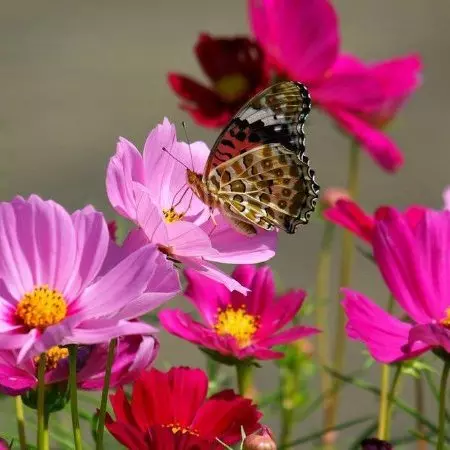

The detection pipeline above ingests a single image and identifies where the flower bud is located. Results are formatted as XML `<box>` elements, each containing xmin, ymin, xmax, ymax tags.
<box><xmin>0</xmin><ymin>438</ymin><xmax>11</xmax><ymax>449</ymax></box>
<box><xmin>322</xmin><ymin>187</ymin><xmax>351</xmax><ymax>209</ymax></box>
<box><xmin>361</xmin><ymin>438</ymin><xmax>393</xmax><ymax>449</ymax></box>
<box><xmin>243</xmin><ymin>426</ymin><xmax>276</xmax><ymax>450</ymax></box>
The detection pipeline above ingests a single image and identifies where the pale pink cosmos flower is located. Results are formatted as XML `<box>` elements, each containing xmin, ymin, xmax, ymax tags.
<box><xmin>106</xmin><ymin>118</ymin><xmax>277</xmax><ymax>293</ymax></box>
<box><xmin>343</xmin><ymin>208</ymin><xmax>450</xmax><ymax>363</ymax></box>
<box><xmin>159</xmin><ymin>265</ymin><xmax>319</xmax><ymax>361</ymax></box>
<box><xmin>0</xmin><ymin>195</ymin><xmax>179</xmax><ymax>362</ymax></box>
<box><xmin>248</xmin><ymin>0</ymin><xmax>422</xmax><ymax>172</ymax></box>
<box><xmin>0</xmin><ymin>333</ymin><xmax>158</xmax><ymax>395</ymax></box>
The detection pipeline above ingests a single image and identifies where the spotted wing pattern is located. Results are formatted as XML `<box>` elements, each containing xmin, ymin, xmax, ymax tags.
<box><xmin>204</xmin><ymin>81</ymin><xmax>312</xmax><ymax>176</ymax></box>
<box><xmin>207</xmin><ymin>143</ymin><xmax>318</xmax><ymax>234</ymax></box>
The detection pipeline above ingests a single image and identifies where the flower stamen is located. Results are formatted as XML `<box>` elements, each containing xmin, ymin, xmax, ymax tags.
<box><xmin>214</xmin><ymin>304</ymin><xmax>259</xmax><ymax>348</ymax></box>
<box><xmin>163</xmin><ymin>422</ymin><xmax>199</xmax><ymax>437</ymax></box>
<box><xmin>163</xmin><ymin>208</ymin><xmax>184</xmax><ymax>223</ymax></box>
<box><xmin>34</xmin><ymin>346</ymin><xmax>69</xmax><ymax>372</ymax></box>
<box><xmin>441</xmin><ymin>308</ymin><xmax>450</xmax><ymax>328</ymax></box>
<box><xmin>215</xmin><ymin>74</ymin><xmax>250</xmax><ymax>103</ymax></box>
<box><xmin>16</xmin><ymin>285</ymin><xmax>67</xmax><ymax>330</ymax></box>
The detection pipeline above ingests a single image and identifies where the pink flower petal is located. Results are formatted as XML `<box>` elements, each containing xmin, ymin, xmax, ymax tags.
<box><xmin>0</xmin><ymin>195</ymin><xmax>77</xmax><ymax>298</ymax></box>
<box><xmin>184</xmin><ymin>269</ymin><xmax>230</xmax><ymax>325</ymax></box>
<box><xmin>324</xmin><ymin>199</ymin><xmax>374</xmax><ymax>243</ymax></box>
<box><xmin>331</xmin><ymin>108</ymin><xmax>404</xmax><ymax>172</ymax></box>
<box><xmin>407</xmin><ymin>323</ymin><xmax>450</xmax><ymax>354</ymax></box>
<box><xmin>106</xmin><ymin>138</ymin><xmax>145</xmax><ymax>221</ymax></box>
<box><xmin>259</xmin><ymin>325</ymin><xmax>319</xmax><ymax>347</ymax></box>
<box><xmin>77</xmin><ymin>244</ymin><xmax>165</xmax><ymax>317</ymax></box>
<box><xmin>249</xmin><ymin>0</ymin><xmax>339</xmax><ymax>83</ymax></box>
<box><xmin>443</xmin><ymin>186</ymin><xmax>450</xmax><ymax>211</ymax></box>
<box><xmin>202</xmin><ymin>214</ymin><xmax>277</xmax><ymax>264</ymax></box>
<box><xmin>64</xmin><ymin>207</ymin><xmax>109</xmax><ymax>300</ymax></box>
<box><xmin>168</xmin><ymin>222</ymin><xmax>218</xmax><ymax>258</ymax></box>
<box><xmin>342</xmin><ymin>289</ymin><xmax>430</xmax><ymax>363</ymax></box>
<box><xmin>373</xmin><ymin>210</ymin><xmax>443</xmax><ymax>322</ymax></box>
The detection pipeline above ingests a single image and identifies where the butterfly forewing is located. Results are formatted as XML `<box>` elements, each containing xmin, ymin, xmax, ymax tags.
<box><xmin>207</xmin><ymin>143</ymin><xmax>317</xmax><ymax>233</ymax></box>
<box><xmin>204</xmin><ymin>81</ymin><xmax>312</xmax><ymax>175</ymax></box>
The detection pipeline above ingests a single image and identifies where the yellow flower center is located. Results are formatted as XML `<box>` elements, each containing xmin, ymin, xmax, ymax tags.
<box><xmin>34</xmin><ymin>346</ymin><xmax>69</xmax><ymax>372</ymax></box>
<box><xmin>16</xmin><ymin>285</ymin><xmax>67</xmax><ymax>330</ymax></box>
<box><xmin>215</xmin><ymin>74</ymin><xmax>250</xmax><ymax>103</ymax></box>
<box><xmin>163</xmin><ymin>423</ymin><xmax>199</xmax><ymax>437</ymax></box>
<box><xmin>163</xmin><ymin>208</ymin><xmax>184</xmax><ymax>223</ymax></box>
<box><xmin>214</xmin><ymin>305</ymin><xmax>259</xmax><ymax>348</ymax></box>
<box><xmin>441</xmin><ymin>308</ymin><xmax>450</xmax><ymax>328</ymax></box>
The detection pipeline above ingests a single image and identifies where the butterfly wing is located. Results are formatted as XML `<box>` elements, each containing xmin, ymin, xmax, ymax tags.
<box><xmin>207</xmin><ymin>143</ymin><xmax>318</xmax><ymax>234</ymax></box>
<box><xmin>204</xmin><ymin>80</ymin><xmax>312</xmax><ymax>176</ymax></box>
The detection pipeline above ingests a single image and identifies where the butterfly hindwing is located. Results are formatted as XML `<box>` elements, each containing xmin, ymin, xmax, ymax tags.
<box><xmin>204</xmin><ymin>81</ymin><xmax>312</xmax><ymax>175</ymax></box>
<box><xmin>207</xmin><ymin>143</ymin><xmax>317</xmax><ymax>233</ymax></box>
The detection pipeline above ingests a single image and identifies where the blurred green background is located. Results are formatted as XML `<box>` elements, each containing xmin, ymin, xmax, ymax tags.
<box><xmin>1</xmin><ymin>0</ymin><xmax>450</xmax><ymax>448</ymax></box>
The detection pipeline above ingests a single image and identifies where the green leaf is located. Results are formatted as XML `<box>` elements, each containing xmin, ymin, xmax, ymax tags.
<box><xmin>280</xmin><ymin>415</ymin><xmax>373</xmax><ymax>448</ymax></box>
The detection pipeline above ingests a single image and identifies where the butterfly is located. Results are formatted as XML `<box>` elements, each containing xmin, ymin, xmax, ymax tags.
<box><xmin>187</xmin><ymin>81</ymin><xmax>319</xmax><ymax>236</ymax></box>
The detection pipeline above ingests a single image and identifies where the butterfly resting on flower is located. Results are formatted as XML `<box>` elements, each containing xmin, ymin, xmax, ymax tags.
<box><xmin>186</xmin><ymin>81</ymin><xmax>319</xmax><ymax>236</ymax></box>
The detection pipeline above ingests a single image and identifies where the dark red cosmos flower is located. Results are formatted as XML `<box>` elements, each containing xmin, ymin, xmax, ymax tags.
<box><xmin>106</xmin><ymin>367</ymin><xmax>261</xmax><ymax>449</ymax></box>
<box><xmin>361</xmin><ymin>438</ymin><xmax>393</xmax><ymax>449</ymax></box>
<box><xmin>168</xmin><ymin>33</ymin><xmax>270</xmax><ymax>127</ymax></box>
<box><xmin>111</xmin><ymin>425</ymin><xmax>222</xmax><ymax>450</ymax></box>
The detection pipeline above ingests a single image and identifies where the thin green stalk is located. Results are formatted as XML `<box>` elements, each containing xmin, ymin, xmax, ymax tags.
<box><xmin>415</xmin><ymin>376</ymin><xmax>427</xmax><ymax>450</ymax></box>
<box><xmin>327</xmin><ymin>141</ymin><xmax>360</xmax><ymax>431</ymax></box>
<box><xmin>69</xmin><ymin>345</ymin><xmax>83</xmax><ymax>450</ymax></box>
<box><xmin>377</xmin><ymin>296</ymin><xmax>395</xmax><ymax>440</ymax></box>
<box><xmin>236</xmin><ymin>363</ymin><xmax>253</xmax><ymax>398</ymax></box>
<box><xmin>15</xmin><ymin>395</ymin><xmax>27</xmax><ymax>450</ymax></box>
<box><xmin>96</xmin><ymin>338</ymin><xmax>117</xmax><ymax>450</ymax></box>
<box><xmin>437</xmin><ymin>359</ymin><xmax>450</xmax><ymax>450</ymax></box>
<box><xmin>385</xmin><ymin>363</ymin><xmax>403</xmax><ymax>440</ymax></box>
<box><xmin>206</xmin><ymin>357</ymin><xmax>219</xmax><ymax>382</ymax></box>
<box><xmin>37</xmin><ymin>353</ymin><xmax>48</xmax><ymax>450</ymax></box>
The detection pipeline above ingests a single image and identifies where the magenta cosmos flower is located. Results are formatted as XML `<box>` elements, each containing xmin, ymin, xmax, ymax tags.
<box><xmin>343</xmin><ymin>208</ymin><xmax>450</xmax><ymax>363</ymax></box>
<box><xmin>159</xmin><ymin>265</ymin><xmax>319</xmax><ymax>361</ymax></box>
<box><xmin>0</xmin><ymin>195</ymin><xmax>179</xmax><ymax>362</ymax></box>
<box><xmin>248</xmin><ymin>0</ymin><xmax>421</xmax><ymax>171</ymax></box>
<box><xmin>106</xmin><ymin>118</ymin><xmax>277</xmax><ymax>293</ymax></box>
<box><xmin>106</xmin><ymin>367</ymin><xmax>261</xmax><ymax>448</ymax></box>
<box><xmin>0</xmin><ymin>333</ymin><xmax>158</xmax><ymax>395</ymax></box>
<box><xmin>324</xmin><ymin>198</ymin><xmax>426</xmax><ymax>244</ymax></box>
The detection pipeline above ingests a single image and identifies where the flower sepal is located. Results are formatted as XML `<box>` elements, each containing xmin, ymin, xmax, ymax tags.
<box><xmin>21</xmin><ymin>381</ymin><xmax>70</xmax><ymax>414</ymax></box>
<box><xmin>432</xmin><ymin>347</ymin><xmax>450</xmax><ymax>364</ymax></box>
<box><xmin>199</xmin><ymin>347</ymin><xmax>261</xmax><ymax>368</ymax></box>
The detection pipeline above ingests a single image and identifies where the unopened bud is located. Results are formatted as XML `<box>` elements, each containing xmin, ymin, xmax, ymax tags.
<box><xmin>243</xmin><ymin>426</ymin><xmax>276</xmax><ymax>450</ymax></box>
<box><xmin>361</xmin><ymin>438</ymin><xmax>393</xmax><ymax>449</ymax></box>
<box><xmin>322</xmin><ymin>187</ymin><xmax>351</xmax><ymax>208</ymax></box>
<box><xmin>0</xmin><ymin>438</ymin><xmax>11</xmax><ymax>449</ymax></box>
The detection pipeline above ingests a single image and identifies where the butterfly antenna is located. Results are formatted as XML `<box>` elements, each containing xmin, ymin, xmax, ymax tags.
<box><xmin>161</xmin><ymin>146</ymin><xmax>190</xmax><ymax>170</ymax></box>
<box><xmin>182</xmin><ymin>121</ymin><xmax>195</xmax><ymax>171</ymax></box>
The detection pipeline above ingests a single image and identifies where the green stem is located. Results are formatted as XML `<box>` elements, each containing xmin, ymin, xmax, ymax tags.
<box><xmin>15</xmin><ymin>395</ymin><xmax>27</xmax><ymax>450</ymax></box>
<box><xmin>37</xmin><ymin>353</ymin><xmax>48</xmax><ymax>450</ymax></box>
<box><xmin>314</xmin><ymin>222</ymin><xmax>335</xmax><ymax>435</ymax></box>
<box><xmin>96</xmin><ymin>338</ymin><xmax>117</xmax><ymax>450</ymax></box>
<box><xmin>206</xmin><ymin>357</ymin><xmax>219</xmax><ymax>383</ymax></box>
<box><xmin>415</xmin><ymin>376</ymin><xmax>427</xmax><ymax>450</ymax></box>
<box><xmin>236</xmin><ymin>363</ymin><xmax>253</xmax><ymax>398</ymax></box>
<box><xmin>69</xmin><ymin>345</ymin><xmax>83</xmax><ymax>450</ymax></box>
<box><xmin>377</xmin><ymin>296</ymin><xmax>395</xmax><ymax>440</ymax></box>
<box><xmin>327</xmin><ymin>141</ymin><xmax>360</xmax><ymax>431</ymax></box>
<box><xmin>437</xmin><ymin>359</ymin><xmax>450</xmax><ymax>450</ymax></box>
<box><xmin>385</xmin><ymin>363</ymin><xmax>403</xmax><ymax>440</ymax></box>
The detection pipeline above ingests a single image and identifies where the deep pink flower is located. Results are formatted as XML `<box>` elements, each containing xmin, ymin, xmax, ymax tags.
<box><xmin>0</xmin><ymin>195</ymin><xmax>179</xmax><ymax>362</ymax></box>
<box><xmin>249</xmin><ymin>0</ymin><xmax>422</xmax><ymax>171</ymax></box>
<box><xmin>343</xmin><ymin>208</ymin><xmax>450</xmax><ymax>363</ymax></box>
<box><xmin>159</xmin><ymin>265</ymin><xmax>318</xmax><ymax>361</ymax></box>
<box><xmin>0</xmin><ymin>438</ymin><xmax>10</xmax><ymax>450</ymax></box>
<box><xmin>106</xmin><ymin>367</ymin><xmax>261</xmax><ymax>448</ymax></box>
<box><xmin>0</xmin><ymin>333</ymin><xmax>158</xmax><ymax>395</ymax></box>
<box><xmin>106</xmin><ymin>118</ymin><xmax>277</xmax><ymax>293</ymax></box>
<box><xmin>324</xmin><ymin>198</ymin><xmax>426</xmax><ymax>244</ymax></box>
<box><xmin>169</xmin><ymin>34</ymin><xmax>270</xmax><ymax>128</ymax></box>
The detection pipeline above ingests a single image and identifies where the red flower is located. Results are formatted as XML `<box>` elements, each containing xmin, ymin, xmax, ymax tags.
<box><xmin>168</xmin><ymin>34</ymin><xmax>270</xmax><ymax>127</ymax></box>
<box><xmin>106</xmin><ymin>367</ymin><xmax>261</xmax><ymax>449</ymax></box>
